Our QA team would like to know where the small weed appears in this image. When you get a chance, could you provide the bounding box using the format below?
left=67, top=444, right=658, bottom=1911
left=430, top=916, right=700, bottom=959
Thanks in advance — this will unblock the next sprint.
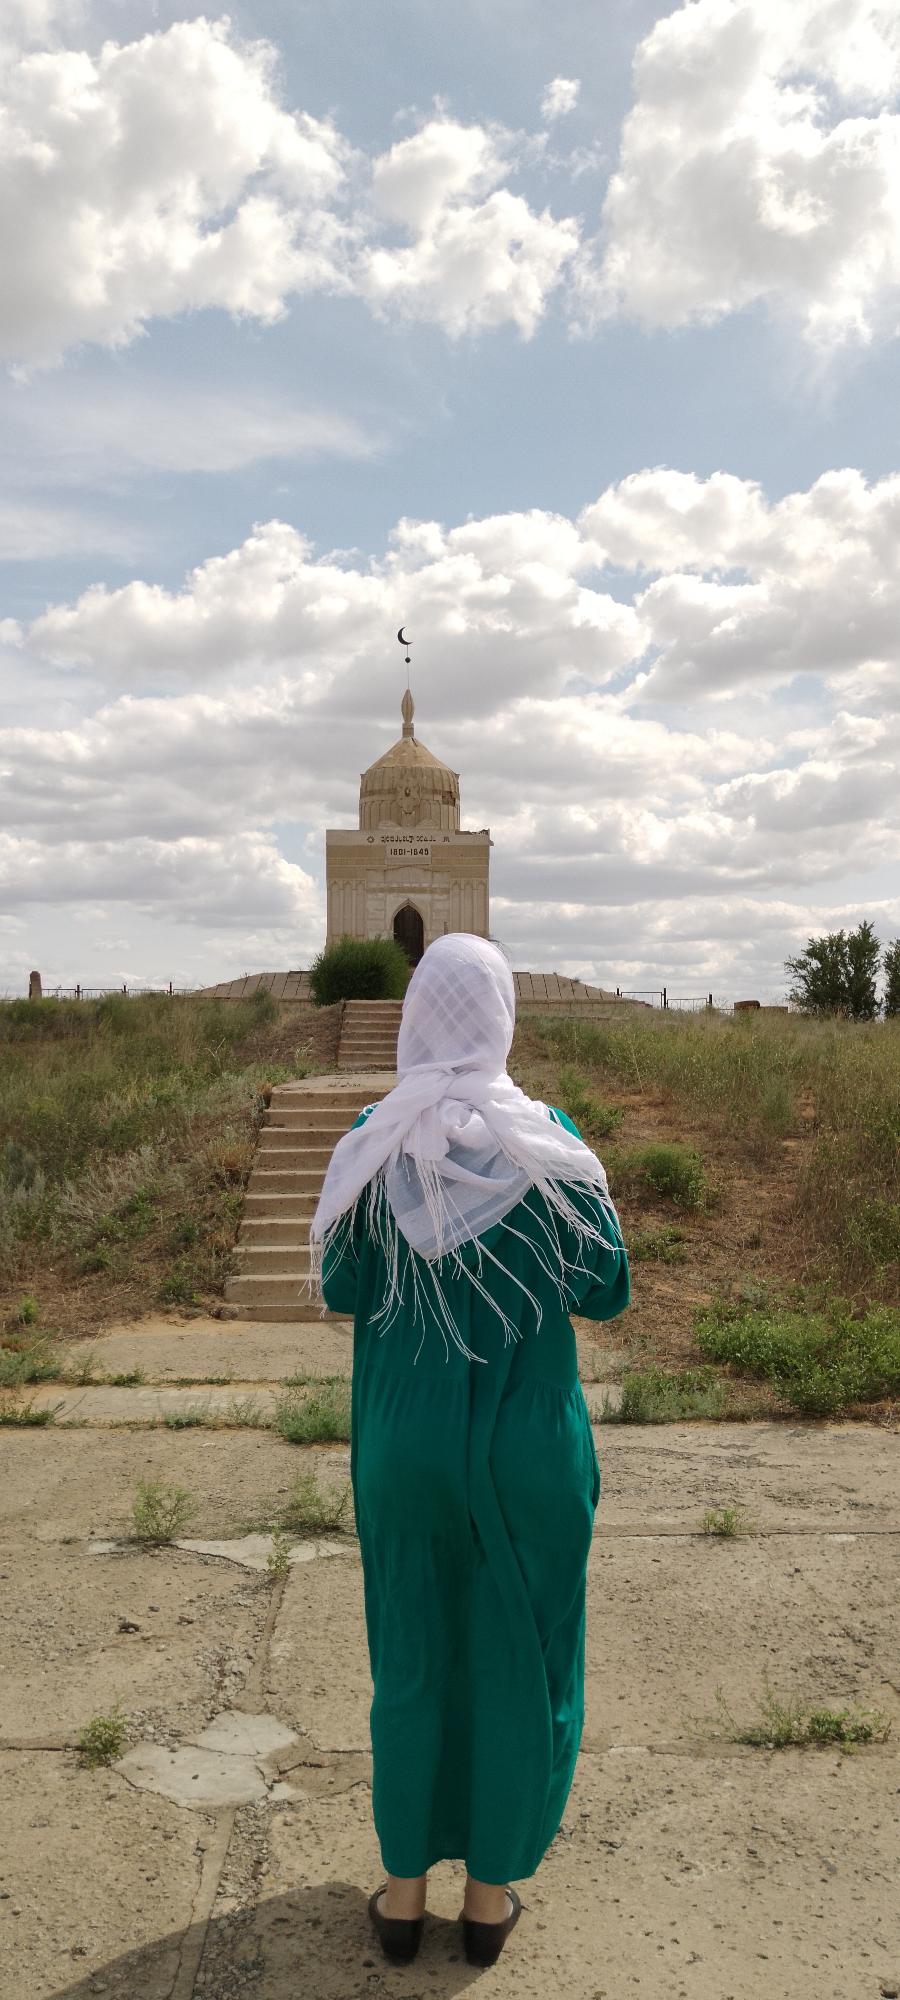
left=601, top=1366, right=726, bottom=1424
left=169, top=1218, right=199, bottom=1252
left=223, top=1394, right=266, bottom=1427
left=78, top=1706, right=127, bottom=1767
left=106, top=1369, right=145, bottom=1387
left=163, top=1403, right=208, bottom=1429
left=76, top=1244, right=112, bottom=1276
left=633, top=1143, right=707, bottom=1210
left=273, top=1382, right=352, bottom=1445
left=0, top=1341, right=60, bottom=1386
left=556, top=1066, right=623, bottom=1140
left=157, top=1261, right=201, bottom=1307
left=130, top=1477, right=196, bottom=1543
left=628, top=1225, right=687, bottom=1265
left=701, top=1504, right=752, bottom=1538
left=278, top=1469, right=354, bottom=1535
left=282, top=1370, right=347, bottom=1389
left=12, top=1294, right=39, bottom=1326
left=266, top=1528, right=292, bottom=1578
left=0, top=1397, right=55, bottom=1425
left=70, top=1345, right=99, bottom=1385
left=715, top=1681, right=892, bottom=1749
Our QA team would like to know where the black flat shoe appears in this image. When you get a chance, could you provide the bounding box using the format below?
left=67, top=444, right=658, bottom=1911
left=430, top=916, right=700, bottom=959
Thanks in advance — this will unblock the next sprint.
left=459, top=1885, right=522, bottom=1967
left=368, top=1885, right=425, bottom=1964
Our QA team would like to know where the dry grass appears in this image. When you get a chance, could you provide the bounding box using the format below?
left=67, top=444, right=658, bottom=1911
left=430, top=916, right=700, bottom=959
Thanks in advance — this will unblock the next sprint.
left=0, top=991, right=335, bottom=1335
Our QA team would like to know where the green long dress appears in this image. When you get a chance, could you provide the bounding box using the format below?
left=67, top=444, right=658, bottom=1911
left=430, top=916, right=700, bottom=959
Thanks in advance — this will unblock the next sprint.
left=321, top=1106, right=630, bottom=1885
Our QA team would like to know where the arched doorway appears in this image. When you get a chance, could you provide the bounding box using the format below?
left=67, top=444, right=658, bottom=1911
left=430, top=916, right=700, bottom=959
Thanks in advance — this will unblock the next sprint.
left=393, top=902, right=425, bottom=965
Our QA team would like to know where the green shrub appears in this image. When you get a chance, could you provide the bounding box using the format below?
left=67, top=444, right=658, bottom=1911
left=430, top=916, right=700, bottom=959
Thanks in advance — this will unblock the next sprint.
left=556, top=1065, right=623, bottom=1140
left=701, top=1504, right=752, bottom=1537
left=602, top=1365, right=726, bottom=1423
left=0, top=1342, right=60, bottom=1386
left=624, top=1143, right=707, bottom=1210
left=697, top=1296, right=900, bottom=1415
left=273, top=1381, right=352, bottom=1443
left=0, top=1400, right=55, bottom=1425
left=278, top=1469, right=354, bottom=1534
left=308, top=936, right=410, bottom=1005
left=628, top=1225, right=687, bottom=1264
left=130, top=1478, right=196, bottom=1543
left=78, top=1706, right=127, bottom=1767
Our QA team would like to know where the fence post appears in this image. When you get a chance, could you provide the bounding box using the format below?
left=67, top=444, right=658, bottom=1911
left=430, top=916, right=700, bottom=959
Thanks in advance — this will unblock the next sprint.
left=662, top=985, right=667, bottom=1010
left=708, top=992, right=713, bottom=1008
left=76, top=983, right=81, bottom=1000
left=168, top=981, right=173, bottom=996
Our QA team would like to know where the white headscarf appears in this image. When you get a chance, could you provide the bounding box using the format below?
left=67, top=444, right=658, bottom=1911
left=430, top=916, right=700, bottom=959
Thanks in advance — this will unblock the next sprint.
left=309, top=933, right=620, bottom=1355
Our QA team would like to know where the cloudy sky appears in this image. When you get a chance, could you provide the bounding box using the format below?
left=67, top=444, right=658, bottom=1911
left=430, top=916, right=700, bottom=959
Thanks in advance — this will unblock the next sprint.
left=2, top=0, right=899, bottom=1002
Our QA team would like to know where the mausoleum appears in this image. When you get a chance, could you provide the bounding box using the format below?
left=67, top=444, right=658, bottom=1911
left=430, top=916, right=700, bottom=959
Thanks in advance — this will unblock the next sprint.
left=325, top=691, right=491, bottom=964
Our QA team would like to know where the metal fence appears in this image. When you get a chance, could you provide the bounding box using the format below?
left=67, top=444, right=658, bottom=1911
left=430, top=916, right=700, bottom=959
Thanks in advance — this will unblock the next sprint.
left=27, top=983, right=191, bottom=999
left=616, top=987, right=717, bottom=1011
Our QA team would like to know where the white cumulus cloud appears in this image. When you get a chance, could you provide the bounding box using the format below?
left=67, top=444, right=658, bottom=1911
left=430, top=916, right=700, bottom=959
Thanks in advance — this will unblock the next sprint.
left=363, top=119, right=579, bottom=337
left=541, top=77, right=581, bottom=121
left=0, top=15, right=353, bottom=367
left=577, top=0, right=900, bottom=348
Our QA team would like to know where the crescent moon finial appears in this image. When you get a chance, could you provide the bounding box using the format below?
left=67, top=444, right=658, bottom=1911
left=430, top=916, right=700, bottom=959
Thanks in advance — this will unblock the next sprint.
left=397, top=625, right=411, bottom=666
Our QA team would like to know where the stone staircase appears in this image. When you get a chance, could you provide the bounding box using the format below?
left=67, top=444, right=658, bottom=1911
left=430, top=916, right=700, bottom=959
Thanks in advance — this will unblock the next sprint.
left=224, top=1074, right=394, bottom=1321
left=337, top=999, right=403, bottom=1071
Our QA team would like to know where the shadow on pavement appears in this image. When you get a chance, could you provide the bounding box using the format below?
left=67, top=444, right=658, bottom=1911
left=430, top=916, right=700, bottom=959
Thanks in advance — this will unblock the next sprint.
left=48, top=1880, right=491, bottom=1998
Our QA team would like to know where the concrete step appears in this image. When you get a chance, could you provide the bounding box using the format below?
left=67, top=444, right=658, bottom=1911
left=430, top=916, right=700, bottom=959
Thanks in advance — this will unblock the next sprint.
left=225, top=1299, right=335, bottom=1323
left=241, top=1216, right=316, bottom=1244
left=245, top=1167, right=326, bottom=1194
left=262, top=1115, right=352, bottom=1138
left=224, top=1273, right=319, bottom=1307
left=234, top=1244, right=312, bottom=1275
left=243, top=1191, right=319, bottom=1221
left=257, top=1137, right=335, bottom=1162
left=342, top=1001, right=403, bottom=1012
left=336, top=1048, right=396, bottom=1064
left=338, top=1040, right=398, bottom=1056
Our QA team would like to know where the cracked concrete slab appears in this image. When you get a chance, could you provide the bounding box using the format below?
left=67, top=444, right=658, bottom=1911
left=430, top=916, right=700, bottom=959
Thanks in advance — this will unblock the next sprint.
left=585, top=1528, right=900, bottom=1746
left=3, top=1411, right=899, bottom=1999
left=87, top=1531, right=355, bottom=1569
left=266, top=1555, right=369, bottom=1754
left=30, top=1383, right=284, bottom=1426
left=174, top=1534, right=355, bottom=1571
left=189, top=1747, right=900, bottom=2000
left=589, top=1416, right=900, bottom=1532
left=117, top=1712, right=300, bottom=1809
left=0, top=1540, right=265, bottom=1741
left=57, top=1318, right=353, bottom=1386
left=0, top=1750, right=204, bottom=2000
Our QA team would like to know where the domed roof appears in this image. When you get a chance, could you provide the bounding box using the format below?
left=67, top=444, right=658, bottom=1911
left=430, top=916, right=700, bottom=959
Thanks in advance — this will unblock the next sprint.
left=359, top=691, right=460, bottom=831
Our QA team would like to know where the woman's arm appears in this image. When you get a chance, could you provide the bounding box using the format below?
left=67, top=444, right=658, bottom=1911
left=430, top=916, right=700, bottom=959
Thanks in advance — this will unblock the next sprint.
left=320, top=1212, right=361, bottom=1315
left=318, top=1106, right=372, bottom=1315
left=549, top=1107, right=631, bottom=1323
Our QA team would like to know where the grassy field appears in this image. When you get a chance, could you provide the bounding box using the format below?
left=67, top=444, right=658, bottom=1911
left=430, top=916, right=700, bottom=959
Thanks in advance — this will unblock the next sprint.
left=0, top=990, right=333, bottom=1336
left=1, top=994, right=897, bottom=1419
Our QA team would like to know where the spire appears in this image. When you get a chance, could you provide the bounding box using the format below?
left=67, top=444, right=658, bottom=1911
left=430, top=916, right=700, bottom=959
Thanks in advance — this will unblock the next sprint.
left=401, top=687, right=415, bottom=739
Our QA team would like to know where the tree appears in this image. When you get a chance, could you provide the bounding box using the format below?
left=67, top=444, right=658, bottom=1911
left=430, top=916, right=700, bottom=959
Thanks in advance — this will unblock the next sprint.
left=883, top=937, right=900, bottom=1018
left=844, top=919, right=880, bottom=1021
left=785, top=920, right=880, bottom=1019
